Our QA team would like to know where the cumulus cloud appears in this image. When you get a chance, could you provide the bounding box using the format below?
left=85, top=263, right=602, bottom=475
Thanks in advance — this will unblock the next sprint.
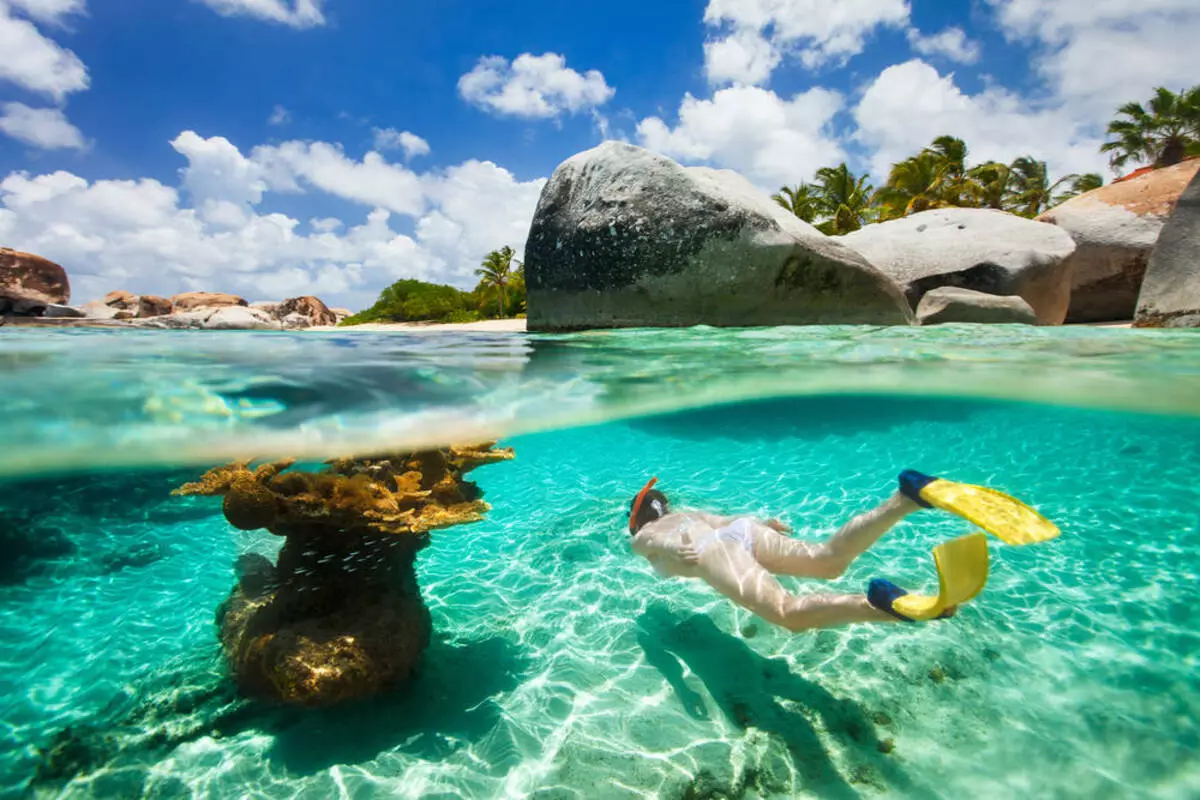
left=637, top=85, right=845, bottom=188
left=458, top=53, right=615, bottom=118
left=372, top=128, right=430, bottom=160
left=905, top=26, right=980, bottom=63
left=986, top=0, right=1200, bottom=119
left=0, top=132, right=545, bottom=309
left=268, top=105, right=290, bottom=125
left=0, top=102, right=86, bottom=149
left=703, top=0, right=910, bottom=84
left=854, top=59, right=1108, bottom=181
left=195, top=0, right=325, bottom=28
left=6, top=0, right=85, bottom=25
left=0, top=0, right=89, bottom=99
left=252, top=141, right=426, bottom=216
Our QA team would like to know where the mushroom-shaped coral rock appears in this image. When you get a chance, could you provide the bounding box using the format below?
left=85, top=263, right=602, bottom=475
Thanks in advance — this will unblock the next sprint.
left=176, top=443, right=513, bottom=707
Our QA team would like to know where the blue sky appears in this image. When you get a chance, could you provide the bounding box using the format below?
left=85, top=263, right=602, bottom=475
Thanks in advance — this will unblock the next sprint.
left=0, top=0, right=1195, bottom=308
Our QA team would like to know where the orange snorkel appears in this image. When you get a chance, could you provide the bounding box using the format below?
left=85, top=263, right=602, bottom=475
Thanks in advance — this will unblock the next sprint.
left=629, top=476, right=659, bottom=533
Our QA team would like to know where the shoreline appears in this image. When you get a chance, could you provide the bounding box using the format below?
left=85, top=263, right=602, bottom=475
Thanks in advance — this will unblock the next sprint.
left=307, top=318, right=529, bottom=333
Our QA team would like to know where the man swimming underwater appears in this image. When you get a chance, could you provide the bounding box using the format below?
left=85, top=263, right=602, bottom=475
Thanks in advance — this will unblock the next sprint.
left=628, top=471, right=957, bottom=631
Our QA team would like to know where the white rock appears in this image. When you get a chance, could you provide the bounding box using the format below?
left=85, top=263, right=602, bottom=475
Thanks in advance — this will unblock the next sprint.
left=842, top=207, right=1077, bottom=325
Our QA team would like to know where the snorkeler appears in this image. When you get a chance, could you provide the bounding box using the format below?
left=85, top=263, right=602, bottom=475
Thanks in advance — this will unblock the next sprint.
left=627, top=471, right=960, bottom=632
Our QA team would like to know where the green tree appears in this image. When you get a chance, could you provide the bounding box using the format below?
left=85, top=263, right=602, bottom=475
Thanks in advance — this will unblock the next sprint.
left=812, top=163, right=875, bottom=235
left=964, top=161, right=1012, bottom=210
left=923, top=135, right=973, bottom=205
left=341, top=279, right=479, bottom=325
left=1004, top=157, right=1080, bottom=218
left=772, top=183, right=820, bottom=222
left=1051, top=173, right=1104, bottom=207
left=874, top=151, right=956, bottom=220
left=475, top=245, right=519, bottom=319
left=1100, top=85, right=1200, bottom=172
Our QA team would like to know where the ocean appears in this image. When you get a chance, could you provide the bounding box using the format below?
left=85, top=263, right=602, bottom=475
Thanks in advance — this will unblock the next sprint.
left=1, top=325, right=1198, bottom=798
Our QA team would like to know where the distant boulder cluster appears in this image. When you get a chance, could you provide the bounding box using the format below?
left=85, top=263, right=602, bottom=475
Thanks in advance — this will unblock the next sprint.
left=0, top=252, right=350, bottom=330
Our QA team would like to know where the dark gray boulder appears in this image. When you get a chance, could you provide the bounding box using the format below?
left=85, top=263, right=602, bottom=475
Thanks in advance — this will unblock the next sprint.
left=842, top=208, right=1076, bottom=325
left=1038, top=159, right=1200, bottom=323
left=523, top=142, right=913, bottom=331
left=1135, top=167, right=1200, bottom=327
left=916, top=287, right=1038, bottom=325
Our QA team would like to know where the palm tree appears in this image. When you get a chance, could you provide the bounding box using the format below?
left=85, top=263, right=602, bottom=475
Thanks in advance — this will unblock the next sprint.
left=874, top=151, right=954, bottom=220
left=812, top=163, right=875, bottom=235
left=1100, top=85, right=1200, bottom=172
left=1005, top=157, right=1081, bottom=218
left=923, top=135, right=973, bottom=204
left=772, top=183, right=820, bottom=223
left=965, top=161, right=1012, bottom=209
left=476, top=246, right=519, bottom=319
left=1051, top=173, right=1104, bottom=207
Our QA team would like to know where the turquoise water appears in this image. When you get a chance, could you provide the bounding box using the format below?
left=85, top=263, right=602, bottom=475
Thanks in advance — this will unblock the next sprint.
left=2, top=328, right=1200, bottom=798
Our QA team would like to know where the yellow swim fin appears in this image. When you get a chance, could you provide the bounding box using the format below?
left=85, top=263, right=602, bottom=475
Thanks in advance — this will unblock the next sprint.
left=902, top=470, right=1060, bottom=546
left=893, top=532, right=990, bottom=621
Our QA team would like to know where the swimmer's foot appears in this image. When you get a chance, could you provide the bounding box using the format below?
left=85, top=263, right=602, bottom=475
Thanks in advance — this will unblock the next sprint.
left=898, top=469, right=937, bottom=508
left=867, top=578, right=956, bottom=622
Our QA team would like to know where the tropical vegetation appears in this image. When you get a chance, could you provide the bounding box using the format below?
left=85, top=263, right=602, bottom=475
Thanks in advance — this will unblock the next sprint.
left=1101, top=85, right=1200, bottom=171
left=341, top=246, right=527, bottom=325
left=773, top=86, right=1199, bottom=233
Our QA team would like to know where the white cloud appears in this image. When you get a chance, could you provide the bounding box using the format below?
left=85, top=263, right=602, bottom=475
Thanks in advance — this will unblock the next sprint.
left=703, top=0, right=910, bottom=84
left=0, top=131, right=546, bottom=309
left=7, top=0, right=85, bottom=25
left=905, top=26, right=980, bottom=63
left=853, top=59, right=1108, bottom=181
left=252, top=140, right=426, bottom=216
left=987, top=0, right=1200, bottom=119
left=703, top=28, right=780, bottom=86
left=0, top=1, right=89, bottom=99
left=373, top=128, right=431, bottom=160
left=268, top=105, right=290, bottom=125
left=195, top=0, right=325, bottom=28
left=637, top=85, right=845, bottom=188
left=0, top=102, right=85, bottom=149
left=458, top=53, right=615, bottom=119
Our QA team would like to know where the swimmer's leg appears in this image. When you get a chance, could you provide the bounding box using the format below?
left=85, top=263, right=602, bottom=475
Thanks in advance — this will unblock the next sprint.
left=701, top=541, right=897, bottom=631
left=755, top=492, right=919, bottom=580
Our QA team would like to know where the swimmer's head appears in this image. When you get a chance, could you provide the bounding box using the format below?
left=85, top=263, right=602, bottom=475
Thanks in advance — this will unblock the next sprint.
left=629, top=488, right=668, bottom=534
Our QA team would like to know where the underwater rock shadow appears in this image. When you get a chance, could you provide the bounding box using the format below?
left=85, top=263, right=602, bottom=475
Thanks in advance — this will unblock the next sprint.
left=267, top=634, right=529, bottom=775
left=628, top=395, right=987, bottom=444
left=637, top=605, right=914, bottom=798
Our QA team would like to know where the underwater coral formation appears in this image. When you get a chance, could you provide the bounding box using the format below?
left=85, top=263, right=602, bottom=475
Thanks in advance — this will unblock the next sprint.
left=175, top=444, right=513, bottom=707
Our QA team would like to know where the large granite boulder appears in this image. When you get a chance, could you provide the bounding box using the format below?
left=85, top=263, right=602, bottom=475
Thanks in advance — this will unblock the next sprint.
left=842, top=208, right=1077, bottom=325
left=1038, top=159, right=1200, bottom=323
left=523, top=142, right=913, bottom=330
left=278, top=295, right=337, bottom=328
left=0, top=248, right=69, bottom=315
left=105, top=290, right=173, bottom=318
left=1134, top=167, right=1200, bottom=327
left=916, top=287, right=1038, bottom=325
left=171, top=292, right=246, bottom=312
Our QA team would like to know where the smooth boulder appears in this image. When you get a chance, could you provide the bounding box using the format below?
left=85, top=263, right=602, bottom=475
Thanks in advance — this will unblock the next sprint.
left=917, top=287, right=1038, bottom=325
left=171, top=291, right=247, bottom=312
left=1134, top=167, right=1200, bottom=327
left=1039, top=159, right=1200, bottom=323
left=132, top=306, right=281, bottom=330
left=842, top=208, right=1076, bottom=325
left=523, top=142, right=913, bottom=330
left=278, top=295, right=337, bottom=327
left=0, top=248, right=70, bottom=315
left=105, top=290, right=173, bottom=318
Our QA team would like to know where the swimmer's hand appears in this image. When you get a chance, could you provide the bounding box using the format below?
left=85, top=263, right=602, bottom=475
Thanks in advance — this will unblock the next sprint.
left=765, top=518, right=793, bottom=534
left=677, top=533, right=701, bottom=565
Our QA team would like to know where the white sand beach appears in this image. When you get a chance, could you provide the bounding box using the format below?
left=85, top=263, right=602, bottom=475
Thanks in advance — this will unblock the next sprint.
left=308, top=318, right=527, bottom=333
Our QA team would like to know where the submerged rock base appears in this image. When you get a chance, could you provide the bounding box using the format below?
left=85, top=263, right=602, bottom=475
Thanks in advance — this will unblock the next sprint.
left=175, top=444, right=513, bottom=707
